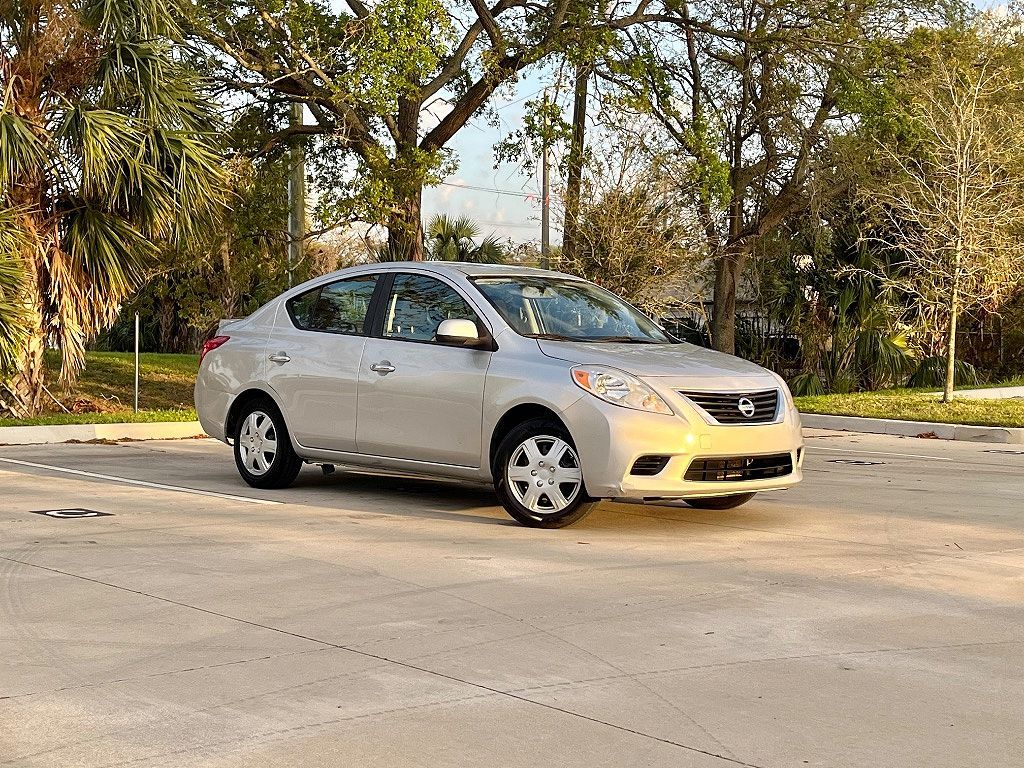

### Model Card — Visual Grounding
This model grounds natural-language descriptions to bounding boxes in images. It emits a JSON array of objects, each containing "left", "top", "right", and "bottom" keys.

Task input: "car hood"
[{"left": 537, "top": 340, "right": 772, "bottom": 381}]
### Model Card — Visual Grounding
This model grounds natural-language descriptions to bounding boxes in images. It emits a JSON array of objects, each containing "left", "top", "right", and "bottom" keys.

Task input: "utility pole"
[
  {"left": 287, "top": 101, "right": 305, "bottom": 288},
  {"left": 540, "top": 88, "right": 550, "bottom": 270}
]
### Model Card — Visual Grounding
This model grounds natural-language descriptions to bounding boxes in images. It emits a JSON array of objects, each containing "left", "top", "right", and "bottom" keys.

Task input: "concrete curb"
[
  {"left": 800, "top": 413, "right": 1024, "bottom": 444},
  {"left": 0, "top": 420, "right": 206, "bottom": 446}
]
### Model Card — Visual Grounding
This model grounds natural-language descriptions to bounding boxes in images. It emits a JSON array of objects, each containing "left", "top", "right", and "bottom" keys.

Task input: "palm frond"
[
  {"left": 98, "top": 40, "right": 216, "bottom": 131},
  {"left": 150, "top": 129, "right": 226, "bottom": 242},
  {"left": 789, "top": 372, "right": 826, "bottom": 397},
  {"left": 470, "top": 234, "right": 506, "bottom": 264},
  {"left": 908, "top": 356, "right": 980, "bottom": 388},
  {"left": 84, "top": 0, "right": 179, "bottom": 42},
  {"left": 52, "top": 205, "right": 155, "bottom": 381},
  {"left": 0, "top": 110, "right": 46, "bottom": 189},
  {"left": 57, "top": 106, "right": 147, "bottom": 199}
]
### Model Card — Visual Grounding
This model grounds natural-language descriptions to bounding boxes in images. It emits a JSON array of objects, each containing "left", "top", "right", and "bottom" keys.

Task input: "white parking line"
[
  {"left": 807, "top": 446, "right": 955, "bottom": 461},
  {"left": 0, "top": 457, "right": 280, "bottom": 505}
]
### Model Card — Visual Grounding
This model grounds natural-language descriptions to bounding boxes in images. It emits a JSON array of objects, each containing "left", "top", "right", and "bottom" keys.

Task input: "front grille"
[
  {"left": 684, "top": 453, "right": 793, "bottom": 482},
  {"left": 679, "top": 389, "right": 779, "bottom": 424},
  {"left": 630, "top": 455, "right": 670, "bottom": 476}
]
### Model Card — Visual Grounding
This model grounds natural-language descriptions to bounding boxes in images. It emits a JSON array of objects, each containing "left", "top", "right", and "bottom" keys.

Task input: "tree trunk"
[
  {"left": 711, "top": 247, "right": 745, "bottom": 354},
  {"left": 386, "top": 98, "right": 426, "bottom": 261},
  {"left": 943, "top": 302, "right": 958, "bottom": 404},
  {"left": 2, "top": 269, "right": 46, "bottom": 418},
  {"left": 219, "top": 232, "right": 237, "bottom": 319},
  {"left": 562, "top": 63, "right": 589, "bottom": 263},
  {"left": 158, "top": 294, "right": 175, "bottom": 353},
  {"left": 387, "top": 184, "right": 424, "bottom": 260},
  {"left": 942, "top": 245, "right": 962, "bottom": 404}
]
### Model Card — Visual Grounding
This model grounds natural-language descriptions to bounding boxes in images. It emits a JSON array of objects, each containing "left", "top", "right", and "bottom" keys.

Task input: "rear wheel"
[
  {"left": 683, "top": 492, "right": 756, "bottom": 510},
  {"left": 233, "top": 399, "right": 303, "bottom": 489},
  {"left": 494, "top": 418, "right": 597, "bottom": 528}
]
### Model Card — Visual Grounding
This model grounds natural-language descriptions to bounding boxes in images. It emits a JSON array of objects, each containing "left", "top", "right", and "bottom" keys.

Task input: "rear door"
[
  {"left": 265, "top": 273, "right": 380, "bottom": 452},
  {"left": 356, "top": 273, "right": 491, "bottom": 467}
]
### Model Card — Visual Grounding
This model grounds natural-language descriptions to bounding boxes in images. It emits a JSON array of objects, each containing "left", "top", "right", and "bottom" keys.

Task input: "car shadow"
[
  {"left": 288, "top": 468, "right": 517, "bottom": 526},
  {"left": 287, "top": 466, "right": 793, "bottom": 532}
]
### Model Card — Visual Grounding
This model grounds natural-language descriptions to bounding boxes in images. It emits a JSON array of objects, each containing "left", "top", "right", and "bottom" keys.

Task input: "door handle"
[
  {"left": 369, "top": 361, "right": 395, "bottom": 375},
  {"left": 268, "top": 352, "right": 291, "bottom": 364}
]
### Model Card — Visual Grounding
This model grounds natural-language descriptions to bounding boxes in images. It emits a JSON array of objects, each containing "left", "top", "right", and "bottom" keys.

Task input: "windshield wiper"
[
  {"left": 523, "top": 332, "right": 588, "bottom": 341},
  {"left": 588, "top": 336, "right": 662, "bottom": 344}
]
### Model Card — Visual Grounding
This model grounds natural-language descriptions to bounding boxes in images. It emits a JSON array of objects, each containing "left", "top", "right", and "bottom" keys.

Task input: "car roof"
[{"left": 319, "top": 261, "right": 582, "bottom": 282}]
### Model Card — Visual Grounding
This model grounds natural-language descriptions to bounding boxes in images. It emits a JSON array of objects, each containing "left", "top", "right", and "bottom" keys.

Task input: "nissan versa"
[{"left": 195, "top": 263, "right": 804, "bottom": 527}]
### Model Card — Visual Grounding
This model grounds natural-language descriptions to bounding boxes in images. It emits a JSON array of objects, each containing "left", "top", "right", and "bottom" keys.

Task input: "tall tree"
[
  {"left": 601, "top": 0, "right": 945, "bottom": 354},
  {"left": 0, "top": 0, "right": 223, "bottom": 416},
  {"left": 181, "top": 0, "right": 695, "bottom": 259},
  {"left": 866, "top": 28, "right": 1024, "bottom": 402}
]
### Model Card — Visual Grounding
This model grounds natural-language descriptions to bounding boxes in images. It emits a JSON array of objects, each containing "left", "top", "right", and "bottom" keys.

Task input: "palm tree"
[
  {"left": 425, "top": 214, "right": 505, "bottom": 264},
  {"left": 0, "top": 0, "right": 223, "bottom": 416}
]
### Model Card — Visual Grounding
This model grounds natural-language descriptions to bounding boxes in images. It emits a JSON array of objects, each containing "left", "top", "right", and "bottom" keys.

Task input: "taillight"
[{"left": 200, "top": 335, "right": 230, "bottom": 362}]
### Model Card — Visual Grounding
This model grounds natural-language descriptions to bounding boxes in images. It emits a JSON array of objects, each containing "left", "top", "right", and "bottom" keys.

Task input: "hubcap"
[
  {"left": 506, "top": 435, "right": 582, "bottom": 514},
  {"left": 238, "top": 410, "right": 278, "bottom": 476}
]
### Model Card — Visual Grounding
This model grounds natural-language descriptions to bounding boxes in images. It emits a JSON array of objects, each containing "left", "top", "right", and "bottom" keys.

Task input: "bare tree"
[
  {"left": 867, "top": 34, "right": 1024, "bottom": 402},
  {"left": 558, "top": 142, "right": 706, "bottom": 315}
]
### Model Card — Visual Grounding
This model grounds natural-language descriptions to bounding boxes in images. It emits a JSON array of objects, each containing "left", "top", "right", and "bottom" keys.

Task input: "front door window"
[{"left": 383, "top": 274, "right": 478, "bottom": 342}]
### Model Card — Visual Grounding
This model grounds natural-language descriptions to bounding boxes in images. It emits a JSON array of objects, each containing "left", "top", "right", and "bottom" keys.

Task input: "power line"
[
  {"left": 437, "top": 180, "right": 560, "bottom": 201},
  {"left": 493, "top": 85, "right": 547, "bottom": 111},
  {"left": 473, "top": 219, "right": 542, "bottom": 230}
]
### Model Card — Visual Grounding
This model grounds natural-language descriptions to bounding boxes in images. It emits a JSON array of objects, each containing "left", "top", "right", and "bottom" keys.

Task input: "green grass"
[
  {"left": 0, "top": 408, "right": 198, "bottom": 428},
  {"left": 796, "top": 389, "right": 1024, "bottom": 428},
  {"left": 0, "top": 351, "right": 199, "bottom": 428}
]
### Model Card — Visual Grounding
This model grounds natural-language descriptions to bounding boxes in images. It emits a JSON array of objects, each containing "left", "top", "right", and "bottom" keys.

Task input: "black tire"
[
  {"left": 233, "top": 398, "right": 303, "bottom": 489},
  {"left": 494, "top": 417, "right": 597, "bottom": 528},
  {"left": 683, "top": 492, "right": 756, "bottom": 510}
]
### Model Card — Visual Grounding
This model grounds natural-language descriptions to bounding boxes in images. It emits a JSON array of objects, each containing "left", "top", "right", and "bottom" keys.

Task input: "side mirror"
[{"left": 436, "top": 318, "right": 485, "bottom": 347}]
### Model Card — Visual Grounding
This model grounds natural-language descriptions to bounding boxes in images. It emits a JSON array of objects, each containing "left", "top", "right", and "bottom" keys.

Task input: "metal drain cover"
[{"left": 31, "top": 509, "right": 112, "bottom": 519}]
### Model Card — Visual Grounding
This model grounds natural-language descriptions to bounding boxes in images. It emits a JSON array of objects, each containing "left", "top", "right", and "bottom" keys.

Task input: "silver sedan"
[{"left": 195, "top": 262, "right": 803, "bottom": 527}]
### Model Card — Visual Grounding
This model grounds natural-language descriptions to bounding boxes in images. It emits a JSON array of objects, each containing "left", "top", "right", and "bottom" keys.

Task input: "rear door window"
[
  {"left": 287, "top": 287, "right": 320, "bottom": 329},
  {"left": 287, "top": 275, "right": 378, "bottom": 334}
]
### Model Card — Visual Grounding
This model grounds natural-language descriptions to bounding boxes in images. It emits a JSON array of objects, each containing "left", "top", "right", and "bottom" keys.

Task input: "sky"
[{"left": 419, "top": 73, "right": 555, "bottom": 245}]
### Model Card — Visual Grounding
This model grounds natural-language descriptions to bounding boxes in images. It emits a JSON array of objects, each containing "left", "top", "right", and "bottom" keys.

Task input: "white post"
[{"left": 134, "top": 312, "right": 140, "bottom": 413}]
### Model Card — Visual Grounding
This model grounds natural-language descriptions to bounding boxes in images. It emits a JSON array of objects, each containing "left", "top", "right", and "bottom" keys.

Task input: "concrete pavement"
[{"left": 1, "top": 430, "right": 1022, "bottom": 767}]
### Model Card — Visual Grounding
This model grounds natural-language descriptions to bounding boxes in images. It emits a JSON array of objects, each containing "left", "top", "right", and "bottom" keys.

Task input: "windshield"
[{"left": 472, "top": 276, "right": 673, "bottom": 343}]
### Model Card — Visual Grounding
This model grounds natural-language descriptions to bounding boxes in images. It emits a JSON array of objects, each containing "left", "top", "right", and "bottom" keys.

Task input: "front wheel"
[
  {"left": 683, "top": 492, "right": 756, "bottom": 510},
  {"left": 494, "top": 418, "right": 597, "bottom": 528},
  {"left": 233, "top": 399, "right": 303, "bottom": 489}
]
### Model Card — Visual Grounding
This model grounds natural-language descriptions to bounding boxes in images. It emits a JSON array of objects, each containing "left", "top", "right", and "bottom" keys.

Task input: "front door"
[
  {"left": 265, "top": 273, "right": 379, "bottom": 452},
  {"left": 356, "top": 273, "right": 490, "bottom": 467}
]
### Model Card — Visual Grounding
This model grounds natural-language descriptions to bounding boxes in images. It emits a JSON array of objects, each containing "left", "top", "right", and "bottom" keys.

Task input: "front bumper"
[{"left": 562, "top": 392, "right": 804, "bottom": 500}]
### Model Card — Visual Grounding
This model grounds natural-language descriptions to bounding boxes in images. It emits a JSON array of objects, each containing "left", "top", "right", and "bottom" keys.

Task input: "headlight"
[
  {"left": 770, "top": 372, "right": 796, "bottom": 409},
  {"left": 571, "top": 366, "right": 673, "bottom": 415}
]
